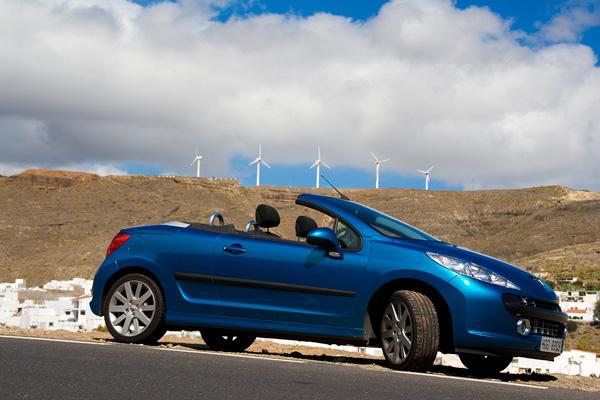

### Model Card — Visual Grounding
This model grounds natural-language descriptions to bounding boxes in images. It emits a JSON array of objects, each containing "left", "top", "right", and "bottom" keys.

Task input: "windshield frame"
[{"left": 333, "top": 200, "right": 439, "bottom": 242}]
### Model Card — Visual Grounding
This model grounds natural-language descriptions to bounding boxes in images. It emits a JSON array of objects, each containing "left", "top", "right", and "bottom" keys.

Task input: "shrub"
[
  {"left": 566, "top": 320, "right": 579, "bottom": 333},
  {"left": 576, "top": 332, "right": 594, "bottom": 352}
]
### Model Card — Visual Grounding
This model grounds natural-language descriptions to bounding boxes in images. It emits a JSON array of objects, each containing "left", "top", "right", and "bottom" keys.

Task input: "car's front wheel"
[
  {"left": 103, "top": 273, "right": 166, "bottom": 344},
  {"left": 201, "top": 331, "right": 256, "bottom": 352},
  {"left": 459, "top": 353, "right": 512, "bottom": 376},
  {"left": 379, "top": 290, "right": 439, "bottom": 371}
]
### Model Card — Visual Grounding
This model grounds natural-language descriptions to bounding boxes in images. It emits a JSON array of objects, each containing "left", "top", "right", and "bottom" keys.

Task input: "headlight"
[{"left": 427, "top": 252, "right": 520, "bottom": 290}]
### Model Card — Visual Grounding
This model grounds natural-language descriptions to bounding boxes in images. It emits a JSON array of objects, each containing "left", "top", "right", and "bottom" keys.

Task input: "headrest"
[
  {"left": 255, "top": 204, "right": 280, "bottom": 229},
  {"left": 295, "top": 216, "right": 317, "bottom": 238}
]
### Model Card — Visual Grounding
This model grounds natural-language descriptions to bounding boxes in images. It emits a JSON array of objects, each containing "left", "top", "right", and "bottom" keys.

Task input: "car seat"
[{"left": 295, "top": 216, "right": 318, "bottom": 240}]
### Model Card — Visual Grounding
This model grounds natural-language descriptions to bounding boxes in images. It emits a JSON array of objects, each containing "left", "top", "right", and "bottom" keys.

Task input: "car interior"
[{"left": 186, "top": 202, "right": 359, "bottom": 250}]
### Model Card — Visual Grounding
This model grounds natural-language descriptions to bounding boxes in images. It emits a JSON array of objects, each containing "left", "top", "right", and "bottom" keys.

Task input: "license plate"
[{"left": 539, "top": 336, "right": 563, "bottom": 353}]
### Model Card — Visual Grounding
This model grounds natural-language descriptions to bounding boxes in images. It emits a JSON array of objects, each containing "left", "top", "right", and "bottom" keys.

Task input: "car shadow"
[{"left": 150, "top": 338, "right": 558, "bottom": 383}]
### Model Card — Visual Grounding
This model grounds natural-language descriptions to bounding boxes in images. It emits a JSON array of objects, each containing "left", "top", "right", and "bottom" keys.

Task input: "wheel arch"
[
  {"left": 366, "top": 278, "right": 455, "bottom": 353},
  {"left": 100, "top": 266, "right": 165, "bottom": 316}
]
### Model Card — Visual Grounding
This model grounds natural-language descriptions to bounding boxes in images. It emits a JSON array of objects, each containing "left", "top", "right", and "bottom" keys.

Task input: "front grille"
[
  {"left": 523, "top": 298, "right": 561, "bottom": 312},
  {"left": 530, "top": 318, "right": 564, "bottom": 338}
]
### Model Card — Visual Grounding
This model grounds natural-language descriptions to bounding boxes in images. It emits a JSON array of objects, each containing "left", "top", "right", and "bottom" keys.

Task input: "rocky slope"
[{"left": 1, "top": 170, "right": 599, "bottom": 287}]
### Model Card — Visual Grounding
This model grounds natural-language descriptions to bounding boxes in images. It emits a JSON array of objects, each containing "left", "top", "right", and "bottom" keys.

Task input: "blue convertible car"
[{"left": 91, "top": 194, "right": 567, "bottom": 373}]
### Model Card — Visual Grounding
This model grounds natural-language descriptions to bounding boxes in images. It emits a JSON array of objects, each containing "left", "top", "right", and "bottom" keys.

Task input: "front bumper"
[{"left": 449, "top": 276, "right": 567, "bottom": 361}]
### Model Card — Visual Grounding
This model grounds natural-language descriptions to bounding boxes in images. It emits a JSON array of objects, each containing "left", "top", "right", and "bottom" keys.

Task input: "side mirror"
[{"left": 306, "top": 228, "right": 344, "bottom": 260}]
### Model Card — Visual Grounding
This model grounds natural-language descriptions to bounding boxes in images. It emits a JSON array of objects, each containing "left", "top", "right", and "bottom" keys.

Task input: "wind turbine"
[
  {"left": 190, "top": 146, "right": 203, "bottom": 178},
  {"left": 370, "top": 152, "right": 390, "bottom": 189},
  {"left": 248, "top": 144, "right": 270, "bottom": 186},
  {"left": 310, "top": 146, "right": 330, "bottom": 188},
  {"left": 417, "top": 165, "right": 434, "bottom": 191}
]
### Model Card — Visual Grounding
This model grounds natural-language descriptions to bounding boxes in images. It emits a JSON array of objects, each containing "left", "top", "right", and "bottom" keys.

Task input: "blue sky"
[
  {"left": 133, "top": 0, "right": 600, "bottom": 57},
  {"left": 126, "top": 0, "right": 599, "bottom": 189}
]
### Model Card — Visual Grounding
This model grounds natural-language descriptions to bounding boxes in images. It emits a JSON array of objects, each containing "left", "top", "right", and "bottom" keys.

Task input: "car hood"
[{"left": 395, "top": 239, "right": 559, "bottom": 303}]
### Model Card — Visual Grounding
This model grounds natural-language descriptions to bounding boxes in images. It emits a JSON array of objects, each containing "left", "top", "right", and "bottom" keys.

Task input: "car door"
[
  {"left": 210, "top": 232, "right": 369, "bottom": 335},
  {"left": 166, "top": 228, "right": 222, "bottom": 317}
]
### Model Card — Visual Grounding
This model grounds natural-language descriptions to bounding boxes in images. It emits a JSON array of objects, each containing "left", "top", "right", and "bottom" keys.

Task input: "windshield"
[{"left": 335, "top": 201, "right": 438, "bottom": 241}]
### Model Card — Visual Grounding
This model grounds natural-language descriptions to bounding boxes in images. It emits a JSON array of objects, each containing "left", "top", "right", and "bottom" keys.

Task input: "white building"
[
  {"left": 42, "top": 278, "right": 93, "bottom": 295},
  {"left": 0, "top": 279, "right": 25, "bottom": 322},
  {"left": 507, "top": 350, "right": 600, "bottom": 377},
  {"left": 71, "top": 295, "right": 104, "bottom": 331},
  {"left": 0, "top": 289, "right": 19, "bottom": 321},
  {"left": 0, "top": 278, "right": 103, "bottom": 332},
  {"left": 556, "top": 291, "right": 599, "bottom": 322}
]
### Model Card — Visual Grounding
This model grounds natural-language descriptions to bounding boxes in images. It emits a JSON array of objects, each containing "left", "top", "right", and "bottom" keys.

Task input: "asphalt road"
[{"left": 0, "top": 336, "right": 595, "bottom": 400}]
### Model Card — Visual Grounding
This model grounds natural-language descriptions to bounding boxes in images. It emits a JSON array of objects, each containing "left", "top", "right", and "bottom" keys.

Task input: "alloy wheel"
[
  {"left": 108, "top": 280, "right": 156, "bottom": 337},
  {"left": 381, "top": 300, "right": 413, "bottom": 364}
]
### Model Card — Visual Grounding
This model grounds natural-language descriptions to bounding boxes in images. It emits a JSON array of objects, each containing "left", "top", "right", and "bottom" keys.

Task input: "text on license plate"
[{"left": 540, "top": 336, "right": 563, "bottom": 353}]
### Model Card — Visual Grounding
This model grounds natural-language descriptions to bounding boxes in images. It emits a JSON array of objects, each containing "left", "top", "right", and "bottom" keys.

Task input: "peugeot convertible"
[{"left": 90, "top": 194, "right": 567, "bottom": 373}]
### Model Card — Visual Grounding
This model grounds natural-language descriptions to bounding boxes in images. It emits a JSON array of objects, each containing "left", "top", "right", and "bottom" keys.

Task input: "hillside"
[{"left": 1, "top": 169, "right": 599, "bottom": 287}]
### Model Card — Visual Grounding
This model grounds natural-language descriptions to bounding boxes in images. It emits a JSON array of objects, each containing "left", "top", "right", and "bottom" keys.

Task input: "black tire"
[
  {"left": 201, "top": 331, "right": 256, "bottom": 352},
  {"left": 459, "top": 353, "right": 512, "bottom": 376},
  {"left": 103, "top": 273, "right": 166, "bottom": 345},
  {"left": 379, "top": 290, "right": 439, "bottom": 371}
]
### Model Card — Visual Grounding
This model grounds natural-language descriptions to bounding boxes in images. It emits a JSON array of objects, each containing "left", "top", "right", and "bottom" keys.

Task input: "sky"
[{"left": 1, "top": 0, "right": 599, "bottom": 190}]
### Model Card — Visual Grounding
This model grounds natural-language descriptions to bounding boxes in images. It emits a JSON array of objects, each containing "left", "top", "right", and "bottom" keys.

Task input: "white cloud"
[
  {"left": 537, "top": 1, "right": 600, "bottom": 43},
  {"left": 0, "top": 164, "right": 25, "bottom": 177},
  {"left": 0, "top": 0, "right": 599, "bottom": 189},
  {"left": 69, "top": 163, "right": 128, "bottom": 176}
]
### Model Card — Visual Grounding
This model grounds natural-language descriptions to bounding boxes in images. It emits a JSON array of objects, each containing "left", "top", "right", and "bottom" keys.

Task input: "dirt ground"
[
  {"left": 1, "top": 326, "right": 598, "bottom": 392},
  {"left": 566, "top": 323, "right": 600, "bottom": 354}
]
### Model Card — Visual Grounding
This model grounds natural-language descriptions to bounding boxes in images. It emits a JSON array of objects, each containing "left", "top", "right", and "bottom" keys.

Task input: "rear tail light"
[{"left": 106, "top": 233, "right": 130, "bottom": 257}]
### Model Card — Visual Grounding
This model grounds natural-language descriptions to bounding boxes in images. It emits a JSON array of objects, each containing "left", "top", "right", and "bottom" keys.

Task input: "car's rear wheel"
[
  {"left": 201, "top": 331, "right": 256, "bottom": 352},
  {"left": 103, "top": 273, "right": 166, "bottom": 344},
  {"left": 459, "top": 353, "right": 512, "bottom": 376},
  {"left": 379, "top": 290, "right": 439, "bottom": 371}
]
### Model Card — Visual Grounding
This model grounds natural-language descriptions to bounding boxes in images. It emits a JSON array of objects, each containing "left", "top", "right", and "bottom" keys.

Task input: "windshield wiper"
[{"left": 437, "top": 240, "right": 458, "bottom": 247}]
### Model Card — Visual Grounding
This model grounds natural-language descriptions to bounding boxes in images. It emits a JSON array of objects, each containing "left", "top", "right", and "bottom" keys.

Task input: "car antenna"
[{"left": 321, "top": 174, "right": 350, "bottom": 200}]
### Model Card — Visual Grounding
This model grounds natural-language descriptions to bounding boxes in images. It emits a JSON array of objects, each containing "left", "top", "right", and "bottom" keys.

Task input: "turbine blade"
[
  {"left": 309, "top": 161, "right": 319, "bottom": 169},
  {"left": 248, "top": 158, "right": 260, "bottom": 166},
  {"left": 417, "top": 169, "right": 426, "bottom": 174},
  {"left": 427, "top": 165, "right": 435, "bottom": 172},
  {"left": 322, "top": 162, "right": 331, "bottom": 169},
  {"left": 318, "top": 146, "right": 321, "bottom": 160},
  {"left": 381, "top": 158, "right": 391, "bottom": 163},
  {"left": 261, "top": 160, "right": 271, "bottom": 168},
  {"left": 370, "top": 152, "right": 379, "bottom": 162}
]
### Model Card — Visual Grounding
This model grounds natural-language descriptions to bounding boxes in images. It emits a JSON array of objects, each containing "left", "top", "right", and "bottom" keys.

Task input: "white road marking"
[
  {"left": 0, "top": 334, "right": 304, "bottom": 364},
  {"left": 0, "top": 335, "right": 110, "bottom": 346},
  {"left": 387, "top": 369, "right": 548, "bottom": 389}
]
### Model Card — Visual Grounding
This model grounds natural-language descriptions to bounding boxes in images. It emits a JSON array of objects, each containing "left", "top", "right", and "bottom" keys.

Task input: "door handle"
[{"left": 223, "top": 244, "right": 247, "bottom": 255}]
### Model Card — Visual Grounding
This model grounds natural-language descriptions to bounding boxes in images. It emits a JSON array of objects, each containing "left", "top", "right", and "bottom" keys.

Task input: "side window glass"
[{"left": 335, "top": 220, "right": 359, "bottom": 250}]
